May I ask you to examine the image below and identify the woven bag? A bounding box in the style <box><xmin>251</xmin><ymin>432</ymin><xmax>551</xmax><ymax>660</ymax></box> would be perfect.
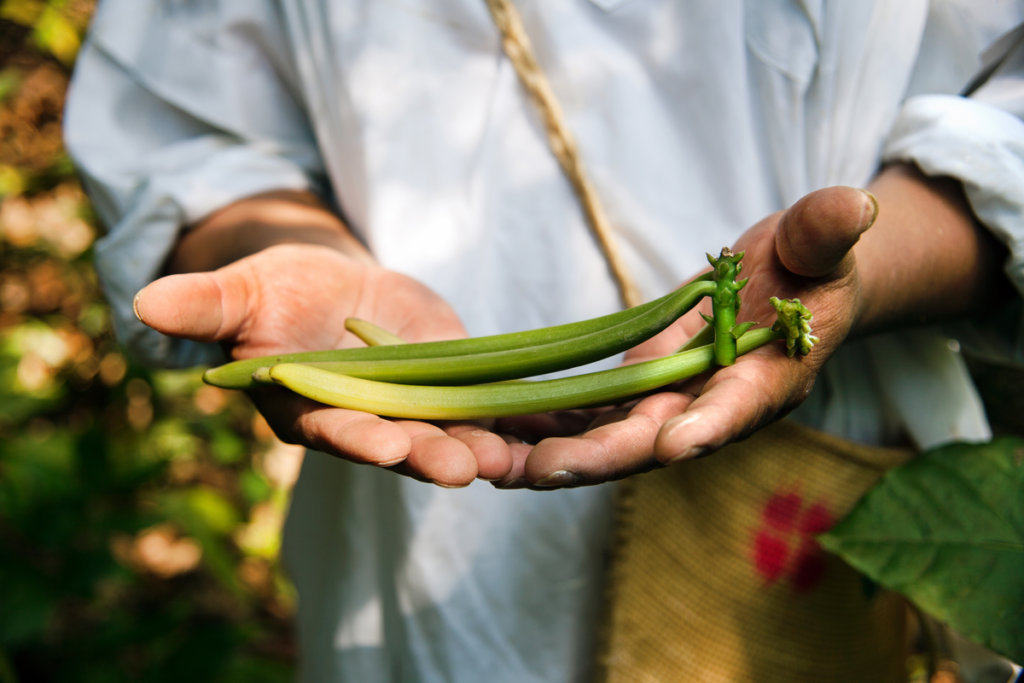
<box><xmin>596</xmin><ymin>420</ymin><xmax>916</xmax><ymax>683</ymax></box>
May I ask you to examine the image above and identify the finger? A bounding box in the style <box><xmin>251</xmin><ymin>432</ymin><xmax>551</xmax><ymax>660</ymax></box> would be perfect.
<box><xmin>585</xmin><ymin>404</ymin><xmax>635</xmax><ymax>430</ymax></box>
<box><xmin>389</xmin><ymin>421</ymin><xmax>479</xmax><ymax>488</ymax></box>
<box><xmin>488</xmin><ymin>409</ymin><xmax>610</xmax><ymax>487</ymax></box>
<box><xmin>250</xmin><ymin>388</ymin><xmax>413</xmax><ymax>466</ymax></box>
<box><xmin>443</xmin><ymin>423</ymin><xmax>514</xmax><ymax>481</ymax></box>
<box><xmin>134</xmin><ymin>270</ymin><xmax>250</xmax><ymax>343</ymax></box>
<box><xmin>491</xmin><ymin>439</ymin><xmax>534</xmax><ymax>489</ymax></box>
<box><xmin>653</xmin><ymin>347</ymin><xmax>815</xmax><ymax>464</ymax></box>
<box><xmin>775</xmin><ymin>186</ymin><xmax>878</xmax><ymax>278</ymax></box>
<box><xmin>493</xmin><ymin>410</ymin><xmax>596</xmax><ymax>443</ymax></box>
<box><xmin>522</xmin><ymin>391</ymin><xmax>697</xmax><ymax>488</ymax></box>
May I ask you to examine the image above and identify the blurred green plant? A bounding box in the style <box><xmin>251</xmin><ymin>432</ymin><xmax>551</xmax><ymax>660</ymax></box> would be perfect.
<box><xmin>1</xmin><ymin>0</ymin><xmax>86</xmax><ymax>65</ymax></box>
<box><xmin>0</xmin><ymin>2</ymin><xmax>297</xmax><ymax>680</ymax></box>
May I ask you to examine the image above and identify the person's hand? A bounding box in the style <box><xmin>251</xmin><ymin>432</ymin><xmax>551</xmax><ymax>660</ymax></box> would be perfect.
<box><xmin>493</xmin><ymin>162</ymin><xmax>1011</xmax><ymax>489</ymax></box>
<box><xmin>133</xmin><ymin>244</ymin><xmax>515</xmax><ymax>487</ymax></box>
<box><xmin>488</xmin><ymin>185</ymin><xmax>876</xmax><ymax>488</ymax></box>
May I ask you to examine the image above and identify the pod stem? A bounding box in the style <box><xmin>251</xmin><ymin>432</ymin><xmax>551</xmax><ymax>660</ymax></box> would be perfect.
<box><xmin>703</xmin><ymin>247</ymin><xmax>749</xmax><ymax>366</ymax></box>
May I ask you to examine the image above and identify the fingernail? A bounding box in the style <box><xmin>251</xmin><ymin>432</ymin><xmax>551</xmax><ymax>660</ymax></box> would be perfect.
<box><xmin>666</xmin><ymin>446</ymin><xmax>706</xmax><ymax>465</ymax></box>
<box><xmin>660</xmin><ymin>413</ymin><xmax>705</xmax><ymax>464</ymax></box>
<box><xmin>435</xmin><ymin>481</ymin><xmax>470</xmax><ymax>489</ymax></box>
<box><xmin>501</xmin><ymin>428</ymin><xmax>536</xmax><ymax>445</ymax></box>
<box><xmin>133</xmin><ymin>292</ymin><xmax>146</xmax><ymax>324</ymax></box>
<box><xmin>534</xmin><ymin>470</ymin><xmax>578</xmax><ymax>487</ymax></box>
<box><xmin>494</xmin><ymin>477</ymin><xmax>529</xmax><ymax>490</ymax></box>
<box><xmin>859</xmin><ymin>190</ymin><xmax>879</xmax><ymax>230</ymax></box>
<box><xmin>662</xmin><ymin>411</ymin><xmax>703</xmax><ymax>444</ymax></box>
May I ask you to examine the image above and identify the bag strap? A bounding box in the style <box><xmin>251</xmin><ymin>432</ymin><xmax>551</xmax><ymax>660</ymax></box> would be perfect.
<box><xmin>483</xmin><ymin>0</ymin><xmax>643</xmax><ymax>308</ymax></box>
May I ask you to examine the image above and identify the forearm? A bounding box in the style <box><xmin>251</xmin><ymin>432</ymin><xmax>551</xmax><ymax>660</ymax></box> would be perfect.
<box><xmin>852</xmin><ymin>163</ymin><xmax>1014</xmax><ymax>336</ymax></box>
<box><xmin>166</xmin><ymin>190</ymin><xmax>375</xmax><ymax>274</ymax></box>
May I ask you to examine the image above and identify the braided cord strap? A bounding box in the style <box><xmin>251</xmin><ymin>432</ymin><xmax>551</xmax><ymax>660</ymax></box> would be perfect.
<box><xmin>483</xmin><ymin>0</ymin><xmax>643</xmax><ymax>308</ymax></box>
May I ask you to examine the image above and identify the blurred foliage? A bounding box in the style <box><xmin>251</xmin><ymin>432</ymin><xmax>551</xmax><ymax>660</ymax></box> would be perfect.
<box><xmin>0</xmin><ymin>3</ymin><xmax>298</xmax><ymax>680</ymax></box>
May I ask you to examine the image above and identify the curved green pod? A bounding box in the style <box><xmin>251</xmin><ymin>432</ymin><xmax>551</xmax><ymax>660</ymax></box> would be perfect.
<box><xmin>293</xmin><ymin>280</ymin><xmax>714</xmax><ymax>386</ymax></box>
<box><xmin>344</xmin><ymin>318</ymin><xmax>408</xmax><ymax>347</ymax></box>
<box><xmin>203</xmin><ymin>274</ymin><xmax>713</xmax><ymax>390</ymax></box>
<box><xmin>264</xmin><ymin>326</ymin><xmax>784</xmax><ymax>420</ymax></box>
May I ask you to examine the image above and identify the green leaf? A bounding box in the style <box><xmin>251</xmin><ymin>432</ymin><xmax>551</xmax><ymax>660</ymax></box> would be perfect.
<box><xmin>0</xmin><ymin>561</ymin><xmax>55</xmax><ymax>646</ymax></box>
<box><xmin>0</xmin><ymin>69</ymin><xmax>22</xmax><ymax>104</ymax></box>
<box><xmin>0</xmin><ymin>0</ymin><xmax>44</xmax><ymax>27</ymax></box>
<box><xmin>210</xmin><ymin>428</ymin><xmax>245</xmax><ymax>464</ymax></box>
<box><xmin>0</xmin><ymin>392</ymin><xmax>59</xmax><ymax>423</ymax></box>
<box><xmin>32</xmin><ymin>5</ymin><xmax>80</xmax><ymax>64</ymax></box>
<box><xmin>157</xmin><ymin>488</ymin><xmax>244</xmax><ymax>594</ymax></box>
<box><xmin>239</xmin><ymin>469</ymin><xmax>272</xmax><ymax>505</ymax></box>
<box><xmin>0</xmin><ymin>647</ymin><xmax>17</xmax><ymax>683</ymax></box>
<box><xmin>0</xmin><ymin>430</ymin><xmax>77</xmax><ymax>521</ymax></box>
<box><xmin>819</xmin><ymin>437</ymin><xmax>1024</xmax><ymax>663</ymax></box>
<box><xmin>218</xmin><ymin>657</ymin><xmax>294</xmax><ymax>683</ymax></box>
<box><xmin>143</xmin><ymin>418</ymin><xmax>200</xmax><ymax>462</ymax></box>
<box><xmin>159</xmin><ymin>487</ymin><xmax>240</xmax><ymax>537</ymax></box>
<box><xmin>150</xmin><ymin>368</ymin><xmax>205</xmax><ymax>398</ymax></box>
<box><xmin>0</xmin><ymin>164</ymin><xmax>25</xmax><ymax>197</ymax></box>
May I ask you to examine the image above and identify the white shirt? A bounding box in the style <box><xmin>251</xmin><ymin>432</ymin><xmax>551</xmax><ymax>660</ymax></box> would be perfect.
<box><xmin>65</xmin><ymin>1</ymin><xmax>1024</xmax><ymax>680</ymax></box>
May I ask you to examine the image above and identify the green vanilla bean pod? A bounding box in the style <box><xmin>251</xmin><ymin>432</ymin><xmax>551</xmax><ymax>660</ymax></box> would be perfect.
<box><xmin>678</xmin><ymin>322</ymin><xmax>715</xmax><ymax>352</ymax></box>
<box><xmin>203</xmin><ymin>273</ymin><xmax>713</xmax><ymax>390</ymax></box>
<box><xmin>345</xmin><ymin>318</ymin><xmax>408</xmax><ymax>346</ymax></box>
<box><xmin>259</xmin><ymin>298</ymin><xmax>818</xmax><ymax>420</ymax></box>
<box><xmin>262</xmin><ymin>280</ymin><xmax>715</xmax><ymax>386</ymax></box>
<box><xmin>357</xmin><ymin>314</ymin><xmax>742</xmax><ymax>381</ymax></box>
<box><xmin>339</xmin><ymin>321</ymin><xmax>550</xmax><ymax>387</ymax></box>
<box><xmin>701</xmin><ymin>247</ymin><xmax>748</xmax><ymax>366</ymax></box>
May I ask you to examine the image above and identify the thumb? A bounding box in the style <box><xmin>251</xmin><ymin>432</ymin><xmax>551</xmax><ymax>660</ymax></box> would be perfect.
<box><xmin>775</xmin><ymin>186</ymin><xmax>878</xmax><ymax>278</ymax></box>
<box><xmin>133</xmin><ymin>270</ymin><xmax>250</xmax><ymax>343</ymax></box>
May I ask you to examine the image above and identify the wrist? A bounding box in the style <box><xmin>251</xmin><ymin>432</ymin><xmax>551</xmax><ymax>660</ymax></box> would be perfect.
<box><xmin>167</xmin><ymin>190</ymin><xmax>375</xmax><ymax>274</ymax></box>
<box><xmin>850</xmin><ymin>164</ymin><xmax>1012</xmax><ymax>337</ymax></box>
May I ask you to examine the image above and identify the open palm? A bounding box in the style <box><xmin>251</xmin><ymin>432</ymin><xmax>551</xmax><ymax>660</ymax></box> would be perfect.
<box><xmin>492</xmin><ymin>186</ymin><xmax>876</xmax><ymax>487</ymax></box>
<box><xmin>134</xmin><ymin>244</ymin><xmax>515</xmax><ymax>486</ymax></box>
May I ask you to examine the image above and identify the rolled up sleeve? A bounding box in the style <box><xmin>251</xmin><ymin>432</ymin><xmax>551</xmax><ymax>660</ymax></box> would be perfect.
<box><xmin>882</xmin><ymin>28</ymin><xmax>1024</xmax><ymax>364</ymax></box>
<box><xmin>65</xmin><ymin>0</ymin><xmax>322</xmax><ymax>367</ymax></box>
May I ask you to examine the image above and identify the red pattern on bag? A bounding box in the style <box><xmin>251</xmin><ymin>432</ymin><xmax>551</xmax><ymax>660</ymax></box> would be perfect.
<box><xmin>753</xmin><ymin>493</ymin><xmax>835</xmax><ymax>592</ymax></box>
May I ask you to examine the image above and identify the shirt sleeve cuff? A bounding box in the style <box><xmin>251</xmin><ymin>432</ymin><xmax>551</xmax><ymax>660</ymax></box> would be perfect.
<box><xmin>883</xmin><ymin>94</ymin><xmax>1024</xmax><ymax>364</ymax></box>
<box><xmin>92</xmin><ymin>145</ymin><xmax>310</xmax><ymax>368</ymax></box>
